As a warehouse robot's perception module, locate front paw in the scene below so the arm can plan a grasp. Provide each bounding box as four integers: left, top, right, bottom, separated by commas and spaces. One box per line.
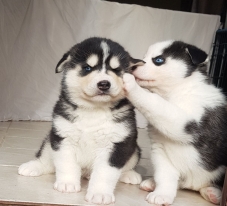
123, 73, 137, 93
146, 191, 174, 206
140, 178, 156, 192
18, 160, 44, 176
85, 192, 115, 205
120, 170, 142, 185
54, 181, 81, 193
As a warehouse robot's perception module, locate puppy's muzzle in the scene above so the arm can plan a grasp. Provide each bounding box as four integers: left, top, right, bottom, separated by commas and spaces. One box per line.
97, 80, 111, 91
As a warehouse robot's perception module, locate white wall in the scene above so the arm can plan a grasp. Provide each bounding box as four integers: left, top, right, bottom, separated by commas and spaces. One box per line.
0, 0, 220, 128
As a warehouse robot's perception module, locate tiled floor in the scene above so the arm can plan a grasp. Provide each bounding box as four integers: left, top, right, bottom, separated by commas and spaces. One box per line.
0, 121, 214, 206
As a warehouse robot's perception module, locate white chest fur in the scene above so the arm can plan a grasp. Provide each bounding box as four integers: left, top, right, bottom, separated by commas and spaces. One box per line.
53, 107, 129, 169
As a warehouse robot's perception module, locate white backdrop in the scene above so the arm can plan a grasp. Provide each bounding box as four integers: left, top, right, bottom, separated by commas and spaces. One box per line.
0, 0, 220, 127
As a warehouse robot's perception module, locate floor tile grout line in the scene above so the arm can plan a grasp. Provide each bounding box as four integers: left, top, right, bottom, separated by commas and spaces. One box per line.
7, 121, 12, 131
8, 127, 50, 132
0, 121, 11, 147
0, 164, 19, 167
5, 135, 46, 139
1, 147, 37, 151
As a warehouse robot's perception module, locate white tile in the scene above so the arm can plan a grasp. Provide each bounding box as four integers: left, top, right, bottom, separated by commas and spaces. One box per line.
0, 166, 214, 206
0, 123, 217, 206
0, 121, 11, 128
1, 136, 43, 150
10, 121, 51, 131
0, 127, 8, 137
0, 136, 5, 146
7, 128, 48, 138
0, 148, 36, 166
0, 128, 7, 146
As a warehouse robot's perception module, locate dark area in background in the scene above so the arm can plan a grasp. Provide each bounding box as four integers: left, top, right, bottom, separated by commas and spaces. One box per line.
106, 0, 227, 25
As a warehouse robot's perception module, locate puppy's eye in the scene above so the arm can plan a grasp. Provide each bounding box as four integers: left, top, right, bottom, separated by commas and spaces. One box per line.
83, 65, 92, 71
152, 56, 165, 66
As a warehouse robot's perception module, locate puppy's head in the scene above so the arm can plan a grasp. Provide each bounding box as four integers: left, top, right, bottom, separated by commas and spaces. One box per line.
133, 40, 208, 90
56, 37, 144, 104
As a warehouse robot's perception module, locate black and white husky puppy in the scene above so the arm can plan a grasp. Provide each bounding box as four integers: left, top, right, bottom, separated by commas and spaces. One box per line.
123, 40, 227, 205
18, 37, 144, 205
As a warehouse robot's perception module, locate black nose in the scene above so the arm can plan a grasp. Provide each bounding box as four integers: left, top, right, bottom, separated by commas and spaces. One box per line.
97, 80, 111, 91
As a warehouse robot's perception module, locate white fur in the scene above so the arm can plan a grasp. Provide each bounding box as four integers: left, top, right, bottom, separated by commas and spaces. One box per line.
123, 40, 226, 205
109, 56, 120, 69
100, 41, 110, 70
86, 54, 99, 67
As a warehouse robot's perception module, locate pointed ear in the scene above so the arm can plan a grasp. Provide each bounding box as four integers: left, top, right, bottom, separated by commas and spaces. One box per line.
126, 58, 145, 73
129, 58, 146, 67
55, 52, 71, 73
186, 46, 208, 65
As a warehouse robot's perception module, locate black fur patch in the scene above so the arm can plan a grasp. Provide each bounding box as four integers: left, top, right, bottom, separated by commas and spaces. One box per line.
36, 137, 48, 158
111, 98, 130, 110
162, 41, 208, 77
109, 108, 140, 168
53, 98, 77, 122
185, 106, 227, 171
49, 127, 64, 151
52, 74, 78, 122
109, 131, 138, 169
111, 99, 136, 123
213, 173, 225, 188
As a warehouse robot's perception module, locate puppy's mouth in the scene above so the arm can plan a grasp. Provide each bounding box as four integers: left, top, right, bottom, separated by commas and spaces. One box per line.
135, 78, 155, 88
97, 91, 109, 96
83, 91, 112, 98
135, 77, 155, 82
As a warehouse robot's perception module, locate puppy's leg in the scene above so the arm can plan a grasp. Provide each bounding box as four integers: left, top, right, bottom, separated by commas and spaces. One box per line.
199, 187, 222, 205
85, 150, 121, 205
53, 146, 81, 193
123, 73, 193, 144
18, 141, 54, 176
119, 169, 142, 185
145, 147, 180, 205
119, 150, 142, 185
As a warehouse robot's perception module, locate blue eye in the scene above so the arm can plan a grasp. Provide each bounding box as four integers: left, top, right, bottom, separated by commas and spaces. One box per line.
152, 56, 165, 66
84, 66, 92, 71
156, 58, 164, 63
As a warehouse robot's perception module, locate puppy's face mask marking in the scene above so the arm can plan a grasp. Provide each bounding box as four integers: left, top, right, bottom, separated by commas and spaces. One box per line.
55, 37, 144, 103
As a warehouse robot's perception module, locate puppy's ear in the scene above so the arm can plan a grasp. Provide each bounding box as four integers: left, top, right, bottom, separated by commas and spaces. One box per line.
130, 58, 146, 67
186, 46, 208, 65
55, 52, 71, 73
127, 58, 145, 72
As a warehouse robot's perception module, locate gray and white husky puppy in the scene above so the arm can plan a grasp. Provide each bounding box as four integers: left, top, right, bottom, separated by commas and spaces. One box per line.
123, 40, 227, 205
18, 37, 144, 205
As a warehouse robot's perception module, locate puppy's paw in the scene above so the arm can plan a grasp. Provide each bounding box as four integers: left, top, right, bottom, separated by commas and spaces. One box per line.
85, 192, 115, 205
123, 73, 137, 92
140, 178, 155, 192
54, 181, 81, 193
146, 191, 174, 206
120, 170, 142, 185
18, 160, 44, 176
199, 187, 221, 205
